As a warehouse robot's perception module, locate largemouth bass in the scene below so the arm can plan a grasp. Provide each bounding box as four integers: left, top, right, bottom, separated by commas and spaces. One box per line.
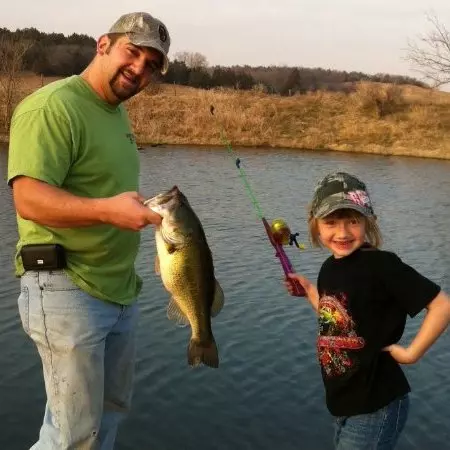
145, 186, 224, 368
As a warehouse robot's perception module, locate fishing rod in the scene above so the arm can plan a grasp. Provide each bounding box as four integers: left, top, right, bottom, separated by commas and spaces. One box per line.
209, 105, 306, 297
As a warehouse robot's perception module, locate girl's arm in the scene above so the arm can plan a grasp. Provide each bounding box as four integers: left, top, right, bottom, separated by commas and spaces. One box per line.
285, 273, 320, 313
384, 290, 450, 364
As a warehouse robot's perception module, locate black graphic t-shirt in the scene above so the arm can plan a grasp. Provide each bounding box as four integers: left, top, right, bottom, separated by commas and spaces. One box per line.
317, 244, 441, 417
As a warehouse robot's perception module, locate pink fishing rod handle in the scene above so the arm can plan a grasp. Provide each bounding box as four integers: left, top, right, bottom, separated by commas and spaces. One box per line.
276, 245, 306, 297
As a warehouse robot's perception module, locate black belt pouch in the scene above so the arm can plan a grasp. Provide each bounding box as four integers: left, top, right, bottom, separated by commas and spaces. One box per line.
20, 244, 66, 271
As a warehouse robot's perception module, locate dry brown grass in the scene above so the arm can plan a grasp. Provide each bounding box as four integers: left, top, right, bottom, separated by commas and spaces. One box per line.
0, 72, 60, 136
126, 81, 450, 159
2, 74, 450, 159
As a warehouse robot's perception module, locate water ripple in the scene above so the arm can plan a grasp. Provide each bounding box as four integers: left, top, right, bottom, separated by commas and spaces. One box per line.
0, 148, 448, 450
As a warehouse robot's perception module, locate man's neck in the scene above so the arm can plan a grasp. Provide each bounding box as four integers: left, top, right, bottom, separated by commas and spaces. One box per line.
80, 64, 120, 106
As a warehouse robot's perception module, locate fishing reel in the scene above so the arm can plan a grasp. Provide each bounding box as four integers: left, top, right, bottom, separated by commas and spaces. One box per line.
270, 219, 305, 249
268, 218, 306, 297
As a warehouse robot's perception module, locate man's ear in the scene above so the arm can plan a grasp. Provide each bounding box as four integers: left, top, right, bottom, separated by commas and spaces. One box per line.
97, 35, 110, 55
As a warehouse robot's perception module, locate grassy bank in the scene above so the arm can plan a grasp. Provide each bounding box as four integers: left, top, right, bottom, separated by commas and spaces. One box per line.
2, 74, 450, 160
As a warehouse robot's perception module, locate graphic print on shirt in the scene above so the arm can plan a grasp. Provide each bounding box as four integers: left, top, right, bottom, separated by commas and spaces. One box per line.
318, 293, 365, 378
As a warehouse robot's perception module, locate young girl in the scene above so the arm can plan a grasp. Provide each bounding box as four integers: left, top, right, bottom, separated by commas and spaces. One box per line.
285, 172, 450, 450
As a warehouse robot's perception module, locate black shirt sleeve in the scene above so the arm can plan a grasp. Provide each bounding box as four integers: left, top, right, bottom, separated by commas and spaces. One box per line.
377, 251, 441, 317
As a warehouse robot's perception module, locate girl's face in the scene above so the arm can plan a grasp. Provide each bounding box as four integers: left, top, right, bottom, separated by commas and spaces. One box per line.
317, 214, 366, 258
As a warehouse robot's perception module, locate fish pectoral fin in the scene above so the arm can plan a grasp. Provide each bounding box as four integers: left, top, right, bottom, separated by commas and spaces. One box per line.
154, 255, 160, 275
165, 243, 177, 254
167, 298, 190, 327
211, 280, 225, 318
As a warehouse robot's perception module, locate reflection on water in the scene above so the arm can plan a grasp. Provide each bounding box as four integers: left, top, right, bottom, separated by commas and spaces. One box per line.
0, 145, 448, 449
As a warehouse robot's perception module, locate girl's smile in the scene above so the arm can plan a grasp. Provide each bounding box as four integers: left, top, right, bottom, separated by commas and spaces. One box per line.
318, 215, 366, 258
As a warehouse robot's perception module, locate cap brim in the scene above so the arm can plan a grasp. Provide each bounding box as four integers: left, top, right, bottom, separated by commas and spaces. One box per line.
314, 200, 372, 219
128, 34, 169, 75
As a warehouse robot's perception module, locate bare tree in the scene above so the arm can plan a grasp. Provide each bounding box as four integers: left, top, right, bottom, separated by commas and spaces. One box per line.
0, 35, 34, 131
173, 51, 208, 69
406, 13, 450, 87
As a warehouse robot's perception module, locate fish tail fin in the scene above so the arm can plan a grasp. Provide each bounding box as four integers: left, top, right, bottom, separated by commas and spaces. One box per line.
188, 337, 219, 369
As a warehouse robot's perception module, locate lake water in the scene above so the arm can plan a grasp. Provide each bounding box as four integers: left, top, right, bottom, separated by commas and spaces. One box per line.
0, 145, 448, 450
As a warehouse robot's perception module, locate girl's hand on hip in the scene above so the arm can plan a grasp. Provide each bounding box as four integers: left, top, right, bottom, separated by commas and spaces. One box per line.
383, 344, 418, 364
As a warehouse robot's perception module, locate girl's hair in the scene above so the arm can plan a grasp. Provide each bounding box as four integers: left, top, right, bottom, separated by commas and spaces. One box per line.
308, 208, 383, 248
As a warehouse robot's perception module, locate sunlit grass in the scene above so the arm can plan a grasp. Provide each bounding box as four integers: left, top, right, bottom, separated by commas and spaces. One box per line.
2, 74, 450, 159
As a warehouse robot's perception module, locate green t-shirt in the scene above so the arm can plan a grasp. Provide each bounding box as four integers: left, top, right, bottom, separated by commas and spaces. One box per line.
8, 75, 143, 305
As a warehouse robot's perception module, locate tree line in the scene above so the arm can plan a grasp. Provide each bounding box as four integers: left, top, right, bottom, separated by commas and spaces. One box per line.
0, 27, 430, 96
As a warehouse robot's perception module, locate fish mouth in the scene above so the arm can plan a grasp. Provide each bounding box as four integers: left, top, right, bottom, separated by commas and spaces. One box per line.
144, 186, 179, 209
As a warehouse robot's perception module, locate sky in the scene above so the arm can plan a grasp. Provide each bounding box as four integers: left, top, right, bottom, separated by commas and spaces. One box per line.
3, 0, 450, 83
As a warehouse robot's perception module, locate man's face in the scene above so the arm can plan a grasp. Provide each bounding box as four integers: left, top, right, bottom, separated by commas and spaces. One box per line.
100, 35, 163, 102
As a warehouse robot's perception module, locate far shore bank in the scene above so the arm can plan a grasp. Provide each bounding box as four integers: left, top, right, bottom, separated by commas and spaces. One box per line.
2, 133, 450, 161
133, 141, 450, 160
2, 75, 450, 161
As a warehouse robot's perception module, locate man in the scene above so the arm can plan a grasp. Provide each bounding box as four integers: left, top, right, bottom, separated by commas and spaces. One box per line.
7, 11, 170, 449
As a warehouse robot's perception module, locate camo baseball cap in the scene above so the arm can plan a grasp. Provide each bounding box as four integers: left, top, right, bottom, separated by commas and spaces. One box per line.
108, 12, 170, 74
310, 172, 374, 219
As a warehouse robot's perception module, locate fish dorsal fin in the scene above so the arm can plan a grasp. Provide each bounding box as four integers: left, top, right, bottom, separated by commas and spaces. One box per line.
211, 280, 225, 318
167, 298, 189, 327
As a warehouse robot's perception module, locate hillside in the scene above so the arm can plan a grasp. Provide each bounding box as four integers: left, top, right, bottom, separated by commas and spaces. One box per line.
127, 81, 450, 160
2, 74, 450, 160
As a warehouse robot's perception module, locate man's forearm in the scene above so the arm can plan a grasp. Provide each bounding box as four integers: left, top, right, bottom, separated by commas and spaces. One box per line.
12, 176, 109, 228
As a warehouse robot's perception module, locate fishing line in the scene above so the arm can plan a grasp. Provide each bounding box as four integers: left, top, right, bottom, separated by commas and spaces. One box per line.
210, 106, 263, 219
209, 105, 306, 297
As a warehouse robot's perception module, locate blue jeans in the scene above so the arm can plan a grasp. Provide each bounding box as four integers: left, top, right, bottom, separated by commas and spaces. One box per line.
18, 270, 139, 450
334, 394, 410, 450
